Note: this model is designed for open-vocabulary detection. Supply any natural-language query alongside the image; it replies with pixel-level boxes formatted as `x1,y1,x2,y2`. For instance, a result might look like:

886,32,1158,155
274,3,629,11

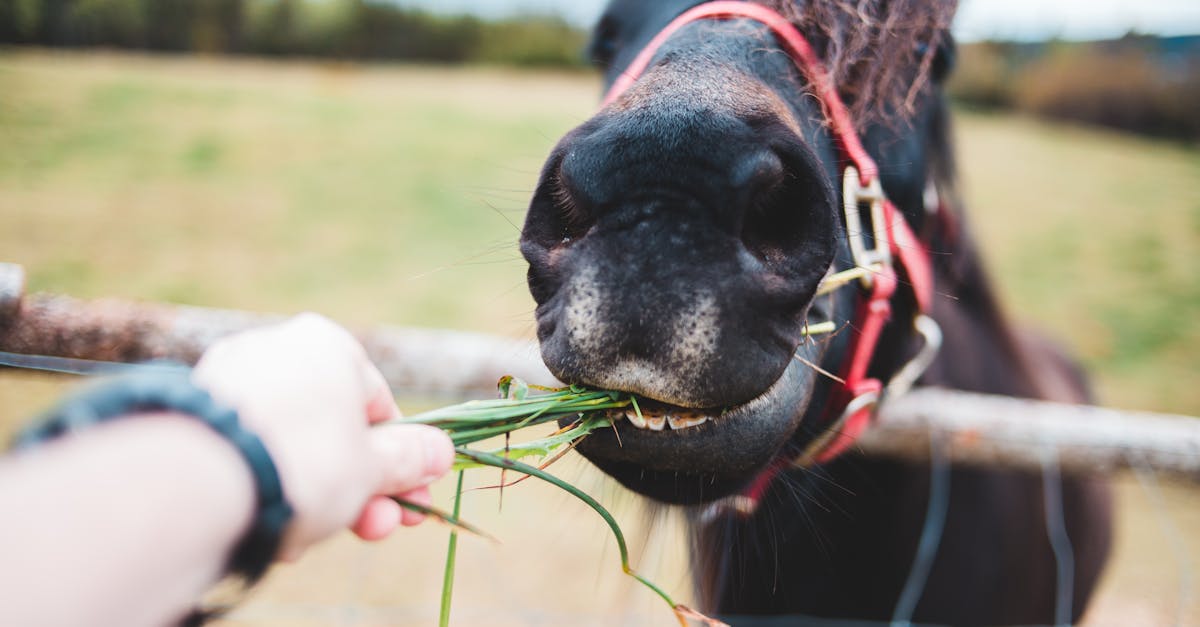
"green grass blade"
438,471,466,627
454,448,678,611
391,496,495,542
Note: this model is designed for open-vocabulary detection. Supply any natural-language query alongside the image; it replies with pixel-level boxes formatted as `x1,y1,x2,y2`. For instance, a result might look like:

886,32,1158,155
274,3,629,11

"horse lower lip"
610,337,818,434
571,351,820,503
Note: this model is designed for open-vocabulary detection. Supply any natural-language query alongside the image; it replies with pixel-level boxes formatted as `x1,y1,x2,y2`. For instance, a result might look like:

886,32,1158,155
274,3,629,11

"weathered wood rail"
2,262,1197,481
0,263,556,397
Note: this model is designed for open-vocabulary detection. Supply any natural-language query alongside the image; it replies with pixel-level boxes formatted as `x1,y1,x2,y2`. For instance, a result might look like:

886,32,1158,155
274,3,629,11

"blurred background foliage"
2,0,1198,138
948,35,1200,141
0,0,587,66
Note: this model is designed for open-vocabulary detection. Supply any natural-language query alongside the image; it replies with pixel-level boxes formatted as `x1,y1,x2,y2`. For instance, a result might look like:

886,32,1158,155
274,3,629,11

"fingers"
369,424,454,495
350,486,434,541
286,313,363,354
351,496,402,541
364,364,401,425
194,314,452,548
359,366,449,541
284,314,400,425
194,313,362,392
397,487,433,527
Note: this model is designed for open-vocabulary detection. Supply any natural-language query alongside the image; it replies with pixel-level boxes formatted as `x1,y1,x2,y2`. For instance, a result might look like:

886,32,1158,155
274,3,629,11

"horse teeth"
625,409,707,431
667,415,709,430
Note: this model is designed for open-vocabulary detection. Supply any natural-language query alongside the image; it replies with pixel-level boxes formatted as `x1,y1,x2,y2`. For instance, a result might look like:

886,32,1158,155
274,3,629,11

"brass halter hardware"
842,165,892,288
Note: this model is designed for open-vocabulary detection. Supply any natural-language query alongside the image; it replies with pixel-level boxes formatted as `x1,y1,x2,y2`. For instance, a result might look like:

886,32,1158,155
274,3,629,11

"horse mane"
761,0,958,127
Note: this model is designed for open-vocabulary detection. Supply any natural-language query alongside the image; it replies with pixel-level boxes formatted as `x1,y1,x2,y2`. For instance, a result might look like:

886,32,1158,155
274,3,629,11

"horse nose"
521,103,838,407
550,120,792,241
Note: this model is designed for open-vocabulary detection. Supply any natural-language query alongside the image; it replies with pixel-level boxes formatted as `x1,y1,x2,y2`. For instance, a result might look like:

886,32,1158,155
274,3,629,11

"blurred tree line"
0,0,588,66
3,1,1196,140
949,35,1200,141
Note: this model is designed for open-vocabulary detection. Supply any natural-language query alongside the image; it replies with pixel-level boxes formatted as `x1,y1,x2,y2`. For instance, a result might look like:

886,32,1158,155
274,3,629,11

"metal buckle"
842,165,891,287
886,314,943,399
696,495,759,523
841,387,881,421
792,387,880,468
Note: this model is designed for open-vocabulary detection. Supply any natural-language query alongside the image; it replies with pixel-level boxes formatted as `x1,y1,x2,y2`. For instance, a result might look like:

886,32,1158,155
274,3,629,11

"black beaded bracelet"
11,368,294,584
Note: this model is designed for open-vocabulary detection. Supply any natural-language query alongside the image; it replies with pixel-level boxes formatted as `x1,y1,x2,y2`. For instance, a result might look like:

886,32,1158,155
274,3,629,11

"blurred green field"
954,114,1199,415
0,51,1197,625
1,51,1196,414
0,51,588,337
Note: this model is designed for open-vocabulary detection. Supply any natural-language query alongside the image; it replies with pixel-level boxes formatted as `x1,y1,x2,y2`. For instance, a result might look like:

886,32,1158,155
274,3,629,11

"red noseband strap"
601,2,937,482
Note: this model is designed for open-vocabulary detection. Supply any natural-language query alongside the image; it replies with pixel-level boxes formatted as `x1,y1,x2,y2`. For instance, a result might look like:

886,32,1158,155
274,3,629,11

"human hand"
191,314,454,560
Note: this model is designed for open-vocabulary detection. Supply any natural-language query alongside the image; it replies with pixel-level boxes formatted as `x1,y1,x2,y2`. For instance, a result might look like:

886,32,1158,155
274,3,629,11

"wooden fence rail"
2,262,1197,481
0,263,556,397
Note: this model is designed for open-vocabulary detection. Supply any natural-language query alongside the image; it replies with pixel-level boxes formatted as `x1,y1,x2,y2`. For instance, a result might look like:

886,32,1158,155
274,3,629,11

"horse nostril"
736,153,795,264
738,152,831,270
550,161,594,244
526,153,595,249
732,150,785,201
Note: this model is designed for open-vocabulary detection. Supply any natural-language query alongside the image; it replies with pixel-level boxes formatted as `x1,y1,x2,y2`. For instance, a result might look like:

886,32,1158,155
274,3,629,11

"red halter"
599,2,937,494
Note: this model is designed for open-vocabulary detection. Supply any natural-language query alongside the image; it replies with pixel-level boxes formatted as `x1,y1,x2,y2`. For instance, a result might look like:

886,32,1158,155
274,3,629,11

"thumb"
369,424,455,494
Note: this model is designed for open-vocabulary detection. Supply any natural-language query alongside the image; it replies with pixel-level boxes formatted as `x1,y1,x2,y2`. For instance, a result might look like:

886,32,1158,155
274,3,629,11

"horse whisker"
793,353,846,384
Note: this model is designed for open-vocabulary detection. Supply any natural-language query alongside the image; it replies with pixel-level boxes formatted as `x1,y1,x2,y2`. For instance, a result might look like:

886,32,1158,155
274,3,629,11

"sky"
393,0,1200,41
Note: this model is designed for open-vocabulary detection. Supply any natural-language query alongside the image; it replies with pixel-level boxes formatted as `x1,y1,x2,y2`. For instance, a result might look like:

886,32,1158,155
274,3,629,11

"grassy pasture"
0,51,1197,625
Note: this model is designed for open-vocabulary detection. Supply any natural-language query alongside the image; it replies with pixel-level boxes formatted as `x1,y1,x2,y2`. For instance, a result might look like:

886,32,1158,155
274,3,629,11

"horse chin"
569,339,823,505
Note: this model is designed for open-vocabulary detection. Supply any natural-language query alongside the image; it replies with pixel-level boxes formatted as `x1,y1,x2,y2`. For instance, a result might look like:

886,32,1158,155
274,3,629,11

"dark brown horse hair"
760,0,957,128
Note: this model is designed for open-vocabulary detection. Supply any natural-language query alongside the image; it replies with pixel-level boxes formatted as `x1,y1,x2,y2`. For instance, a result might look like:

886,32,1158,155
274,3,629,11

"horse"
518,1,1112,624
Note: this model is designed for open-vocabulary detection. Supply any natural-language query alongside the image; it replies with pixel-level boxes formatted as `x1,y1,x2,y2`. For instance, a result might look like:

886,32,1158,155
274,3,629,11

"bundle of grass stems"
385,270,856,626
391,343,843,625
388,377,718,626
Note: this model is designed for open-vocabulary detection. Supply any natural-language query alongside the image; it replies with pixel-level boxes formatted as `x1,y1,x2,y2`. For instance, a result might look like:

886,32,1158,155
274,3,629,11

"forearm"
0,413,255,627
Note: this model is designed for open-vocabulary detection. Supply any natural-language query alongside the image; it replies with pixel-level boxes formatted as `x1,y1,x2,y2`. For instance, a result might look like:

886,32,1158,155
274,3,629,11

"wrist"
12,370,295,583
97,413,257,547
0,412,260,627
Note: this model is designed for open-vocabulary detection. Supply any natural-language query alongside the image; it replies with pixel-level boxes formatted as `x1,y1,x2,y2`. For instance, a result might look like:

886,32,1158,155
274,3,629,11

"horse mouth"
618,398,717,431
567,308,830,505
598,359,800,436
